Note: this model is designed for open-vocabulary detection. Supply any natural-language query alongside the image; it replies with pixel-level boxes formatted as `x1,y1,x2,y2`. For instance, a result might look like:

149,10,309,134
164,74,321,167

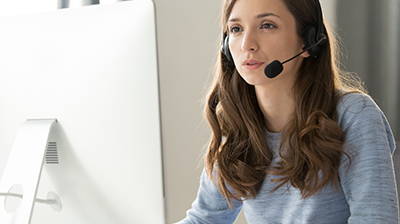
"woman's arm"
175,169,243,224
338,93,399,224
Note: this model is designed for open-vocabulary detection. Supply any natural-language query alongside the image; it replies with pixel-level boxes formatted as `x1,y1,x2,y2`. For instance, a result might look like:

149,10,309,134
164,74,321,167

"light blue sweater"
177,93,399,224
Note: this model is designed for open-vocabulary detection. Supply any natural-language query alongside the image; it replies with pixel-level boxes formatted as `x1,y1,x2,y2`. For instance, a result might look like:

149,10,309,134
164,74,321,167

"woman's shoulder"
336,91,385,133
336,91,396,154
337,91,376,112
336,91,382,123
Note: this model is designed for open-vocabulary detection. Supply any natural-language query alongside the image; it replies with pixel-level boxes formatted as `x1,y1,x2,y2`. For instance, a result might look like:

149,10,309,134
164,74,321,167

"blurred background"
0,0,398,223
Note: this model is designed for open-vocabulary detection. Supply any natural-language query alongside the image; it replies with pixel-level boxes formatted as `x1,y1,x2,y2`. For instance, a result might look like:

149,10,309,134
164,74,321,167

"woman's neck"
255,84,295,133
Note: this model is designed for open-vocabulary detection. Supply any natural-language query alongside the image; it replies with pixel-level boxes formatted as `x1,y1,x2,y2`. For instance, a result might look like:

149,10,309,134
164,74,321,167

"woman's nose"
241,31,259,52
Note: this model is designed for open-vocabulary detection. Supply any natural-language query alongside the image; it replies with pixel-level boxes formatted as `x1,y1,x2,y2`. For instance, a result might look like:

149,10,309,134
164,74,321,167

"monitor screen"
0,0,165,223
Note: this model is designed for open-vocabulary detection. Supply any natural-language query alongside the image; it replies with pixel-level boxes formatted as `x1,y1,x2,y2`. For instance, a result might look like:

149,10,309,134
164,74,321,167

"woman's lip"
242,60,265,70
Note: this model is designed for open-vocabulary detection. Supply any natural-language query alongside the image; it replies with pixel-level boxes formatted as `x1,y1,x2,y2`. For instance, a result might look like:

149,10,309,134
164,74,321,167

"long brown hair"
205,0,361,206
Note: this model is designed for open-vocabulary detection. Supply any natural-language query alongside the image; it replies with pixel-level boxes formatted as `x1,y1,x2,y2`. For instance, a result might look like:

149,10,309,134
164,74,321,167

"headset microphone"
264,36,326,79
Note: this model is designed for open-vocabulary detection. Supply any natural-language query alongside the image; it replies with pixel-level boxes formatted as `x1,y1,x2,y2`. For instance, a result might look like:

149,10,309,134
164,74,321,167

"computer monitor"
0,0,165,223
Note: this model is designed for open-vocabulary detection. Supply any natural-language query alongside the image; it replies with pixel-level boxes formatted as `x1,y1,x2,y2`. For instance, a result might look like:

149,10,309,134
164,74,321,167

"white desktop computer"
0,0,165,223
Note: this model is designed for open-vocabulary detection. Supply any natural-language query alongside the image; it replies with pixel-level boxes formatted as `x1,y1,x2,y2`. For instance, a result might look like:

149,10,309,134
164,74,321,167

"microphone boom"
264,36,326,78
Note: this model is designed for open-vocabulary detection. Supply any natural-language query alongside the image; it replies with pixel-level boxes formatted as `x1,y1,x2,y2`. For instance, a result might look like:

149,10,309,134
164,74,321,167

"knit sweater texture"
177,93,399,224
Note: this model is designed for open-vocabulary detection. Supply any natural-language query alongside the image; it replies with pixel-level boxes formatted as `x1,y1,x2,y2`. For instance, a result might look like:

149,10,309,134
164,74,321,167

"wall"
152,0,221,222
336,0,400,138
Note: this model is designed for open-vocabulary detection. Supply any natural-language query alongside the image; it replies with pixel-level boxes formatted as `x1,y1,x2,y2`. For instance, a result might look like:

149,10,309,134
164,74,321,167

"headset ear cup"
221,36,234,63
304,26,320,58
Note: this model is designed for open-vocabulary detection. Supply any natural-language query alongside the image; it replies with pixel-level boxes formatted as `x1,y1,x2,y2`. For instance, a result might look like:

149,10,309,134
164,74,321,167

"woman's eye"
262,23,276,29
230,26,242,34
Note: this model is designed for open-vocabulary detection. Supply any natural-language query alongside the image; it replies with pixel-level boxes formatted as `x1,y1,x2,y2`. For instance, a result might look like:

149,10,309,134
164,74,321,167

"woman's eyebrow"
228,12,280,22
257,12,280,19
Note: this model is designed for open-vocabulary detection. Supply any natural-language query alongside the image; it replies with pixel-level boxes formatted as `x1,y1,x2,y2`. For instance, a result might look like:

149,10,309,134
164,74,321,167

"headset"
221,0,327,75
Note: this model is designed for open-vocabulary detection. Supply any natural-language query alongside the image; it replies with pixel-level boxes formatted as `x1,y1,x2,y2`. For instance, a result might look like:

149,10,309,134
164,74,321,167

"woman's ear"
301,44,311,58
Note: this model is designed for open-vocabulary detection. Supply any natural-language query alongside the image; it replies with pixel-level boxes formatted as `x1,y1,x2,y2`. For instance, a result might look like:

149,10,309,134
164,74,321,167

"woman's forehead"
228,0,291,22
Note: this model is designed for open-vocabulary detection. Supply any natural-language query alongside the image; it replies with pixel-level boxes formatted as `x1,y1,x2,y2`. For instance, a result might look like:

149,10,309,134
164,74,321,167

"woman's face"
227,0,309,87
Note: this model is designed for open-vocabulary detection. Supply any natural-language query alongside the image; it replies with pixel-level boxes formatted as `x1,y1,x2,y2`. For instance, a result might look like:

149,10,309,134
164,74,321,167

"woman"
177,0,399,223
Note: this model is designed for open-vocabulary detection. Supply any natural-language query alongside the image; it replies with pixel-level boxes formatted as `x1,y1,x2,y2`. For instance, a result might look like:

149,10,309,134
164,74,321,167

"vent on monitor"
45,142,58,164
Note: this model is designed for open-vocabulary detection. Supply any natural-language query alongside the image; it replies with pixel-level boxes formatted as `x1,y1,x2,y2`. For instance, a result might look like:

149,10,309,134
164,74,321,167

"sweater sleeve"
337,93,399,224
174,169,243,224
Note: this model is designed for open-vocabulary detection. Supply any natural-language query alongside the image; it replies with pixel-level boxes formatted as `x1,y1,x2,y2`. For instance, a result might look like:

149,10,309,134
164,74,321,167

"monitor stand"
0,119,62,224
